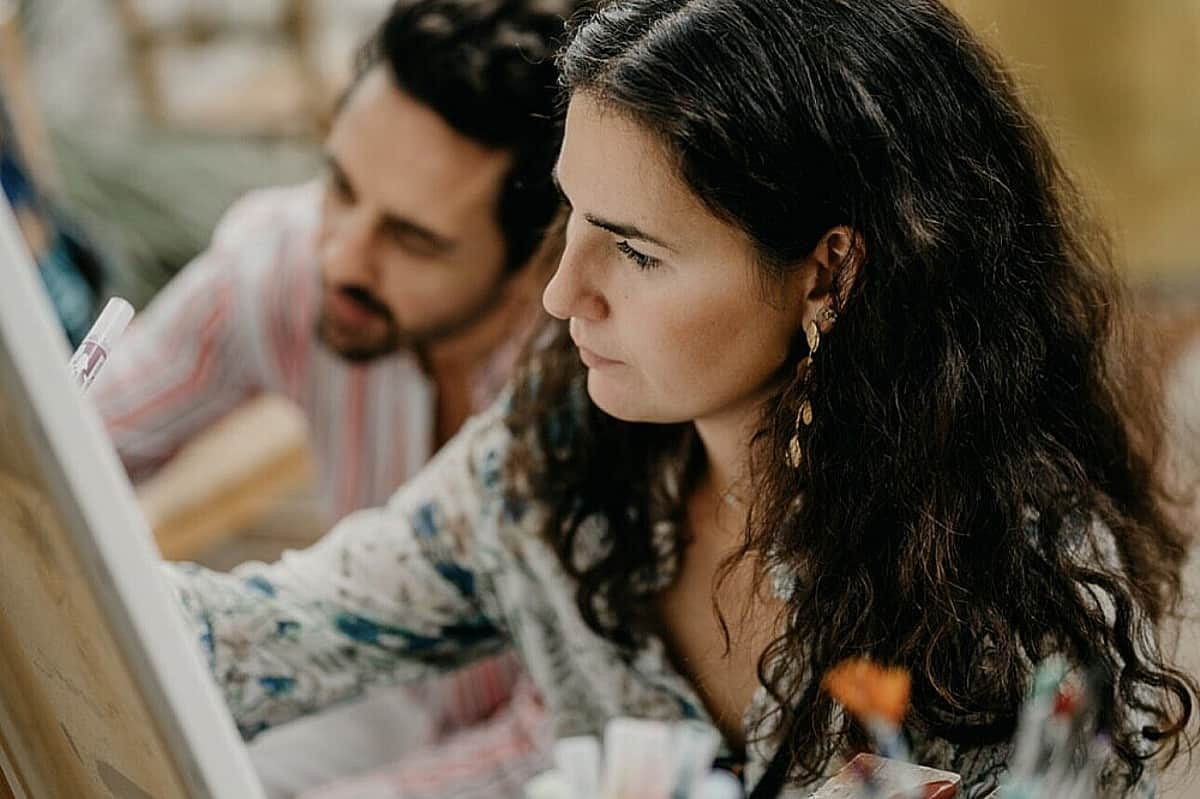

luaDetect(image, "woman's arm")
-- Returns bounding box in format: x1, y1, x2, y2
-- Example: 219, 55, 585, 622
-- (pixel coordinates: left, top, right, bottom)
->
163, 406, 514, 739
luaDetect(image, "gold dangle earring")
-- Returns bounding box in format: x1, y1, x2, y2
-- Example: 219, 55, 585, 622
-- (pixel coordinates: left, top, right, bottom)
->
787, 307, 835, 469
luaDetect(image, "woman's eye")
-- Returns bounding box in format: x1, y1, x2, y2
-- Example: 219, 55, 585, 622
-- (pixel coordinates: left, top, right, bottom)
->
615, 240, 660, 271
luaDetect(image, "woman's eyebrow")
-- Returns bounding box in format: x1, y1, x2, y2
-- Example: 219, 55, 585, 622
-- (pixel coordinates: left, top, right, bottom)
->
582, 214, 678, 253
552, 167, 678, 253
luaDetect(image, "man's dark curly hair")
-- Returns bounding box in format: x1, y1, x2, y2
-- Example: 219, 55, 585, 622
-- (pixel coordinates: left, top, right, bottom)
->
353, 0, 580, 271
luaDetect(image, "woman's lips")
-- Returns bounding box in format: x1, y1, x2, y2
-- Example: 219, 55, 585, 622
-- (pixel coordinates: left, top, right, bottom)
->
576, 344, 621, 368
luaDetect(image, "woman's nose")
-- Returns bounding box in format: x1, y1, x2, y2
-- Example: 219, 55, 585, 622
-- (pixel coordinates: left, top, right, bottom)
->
543, 234, 608, 321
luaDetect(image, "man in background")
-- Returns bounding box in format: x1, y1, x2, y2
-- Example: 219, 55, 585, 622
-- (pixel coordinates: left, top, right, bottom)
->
93, 1, 572, 796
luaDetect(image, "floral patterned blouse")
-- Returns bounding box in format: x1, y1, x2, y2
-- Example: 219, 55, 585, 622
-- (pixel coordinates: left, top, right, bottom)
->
165, 394, 1155, 798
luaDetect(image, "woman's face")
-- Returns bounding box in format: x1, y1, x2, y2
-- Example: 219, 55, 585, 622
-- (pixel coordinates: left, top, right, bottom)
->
544, 94, 814, 425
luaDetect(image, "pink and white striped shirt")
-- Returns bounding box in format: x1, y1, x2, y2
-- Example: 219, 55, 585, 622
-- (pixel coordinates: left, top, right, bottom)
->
93, 181, 548, 799
95, 180, 521, 521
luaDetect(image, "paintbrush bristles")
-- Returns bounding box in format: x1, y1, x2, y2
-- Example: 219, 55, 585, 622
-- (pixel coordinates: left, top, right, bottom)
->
822, 658, 912, 727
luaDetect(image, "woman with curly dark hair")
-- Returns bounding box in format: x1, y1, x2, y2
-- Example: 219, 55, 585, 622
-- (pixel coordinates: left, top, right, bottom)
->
169, 1, 1196, 796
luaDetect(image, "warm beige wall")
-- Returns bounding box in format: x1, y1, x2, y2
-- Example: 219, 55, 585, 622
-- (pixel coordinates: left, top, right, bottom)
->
948, 0, 1200, 281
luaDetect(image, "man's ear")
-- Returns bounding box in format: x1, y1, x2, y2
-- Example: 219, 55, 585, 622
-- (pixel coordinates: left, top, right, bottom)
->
807, 225, 862, 312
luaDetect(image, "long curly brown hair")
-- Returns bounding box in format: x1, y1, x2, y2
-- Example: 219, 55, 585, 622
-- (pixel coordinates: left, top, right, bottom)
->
505, 0, 1196, 790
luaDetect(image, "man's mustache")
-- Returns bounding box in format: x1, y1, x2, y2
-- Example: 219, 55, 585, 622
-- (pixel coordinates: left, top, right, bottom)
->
337, 286, 394, 321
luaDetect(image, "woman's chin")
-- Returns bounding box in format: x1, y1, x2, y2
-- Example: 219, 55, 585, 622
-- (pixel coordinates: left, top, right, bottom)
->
585, 373, 639, 421
585, 374, 679, 424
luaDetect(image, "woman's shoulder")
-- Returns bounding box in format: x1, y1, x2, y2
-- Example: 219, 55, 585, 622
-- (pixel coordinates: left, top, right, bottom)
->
420, 379, 584, 533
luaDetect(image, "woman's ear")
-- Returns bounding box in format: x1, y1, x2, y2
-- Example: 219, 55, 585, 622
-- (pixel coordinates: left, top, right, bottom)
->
807, 225, 862, 319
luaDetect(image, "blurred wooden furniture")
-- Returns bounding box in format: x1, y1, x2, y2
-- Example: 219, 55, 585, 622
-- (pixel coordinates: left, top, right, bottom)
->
136, 395, 316, 561
108, 0, 327, 134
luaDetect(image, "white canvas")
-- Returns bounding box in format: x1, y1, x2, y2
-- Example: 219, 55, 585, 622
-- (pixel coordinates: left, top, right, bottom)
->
0, 193, 266, 799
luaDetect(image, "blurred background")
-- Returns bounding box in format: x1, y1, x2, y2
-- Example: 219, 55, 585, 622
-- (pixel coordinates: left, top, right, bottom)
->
4, 0, 391, 310
1, 0, 1197, 795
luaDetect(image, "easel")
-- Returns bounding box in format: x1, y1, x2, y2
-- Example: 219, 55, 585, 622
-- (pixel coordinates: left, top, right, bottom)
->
0, 164, 266, 799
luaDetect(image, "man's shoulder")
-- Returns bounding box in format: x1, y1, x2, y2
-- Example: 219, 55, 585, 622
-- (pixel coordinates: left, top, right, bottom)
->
210, 181, 322, 254
196, 181, 324, 379
199, 181, 322, 311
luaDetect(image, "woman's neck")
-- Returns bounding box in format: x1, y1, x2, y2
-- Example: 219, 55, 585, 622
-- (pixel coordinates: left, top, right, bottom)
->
659, 398, 782, 749
690, 395, 763, 523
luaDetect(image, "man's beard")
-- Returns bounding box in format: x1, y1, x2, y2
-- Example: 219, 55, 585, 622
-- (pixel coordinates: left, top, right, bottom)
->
316, 280, 510, 364
316, 285, 405, 362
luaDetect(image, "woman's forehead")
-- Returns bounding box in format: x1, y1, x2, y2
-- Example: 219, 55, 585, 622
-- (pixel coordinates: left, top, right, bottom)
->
558, 95, 720, 239
561, 97, 675, 189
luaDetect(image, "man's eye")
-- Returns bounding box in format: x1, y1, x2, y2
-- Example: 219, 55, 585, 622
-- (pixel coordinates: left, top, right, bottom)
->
384, 224, 442, 258
328, 174, 354, 202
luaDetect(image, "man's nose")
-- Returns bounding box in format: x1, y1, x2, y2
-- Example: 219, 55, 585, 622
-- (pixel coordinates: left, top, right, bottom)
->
322, 208, 377, 285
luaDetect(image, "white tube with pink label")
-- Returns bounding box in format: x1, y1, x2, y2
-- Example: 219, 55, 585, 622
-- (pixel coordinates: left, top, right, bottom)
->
68, 297, 134, 390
